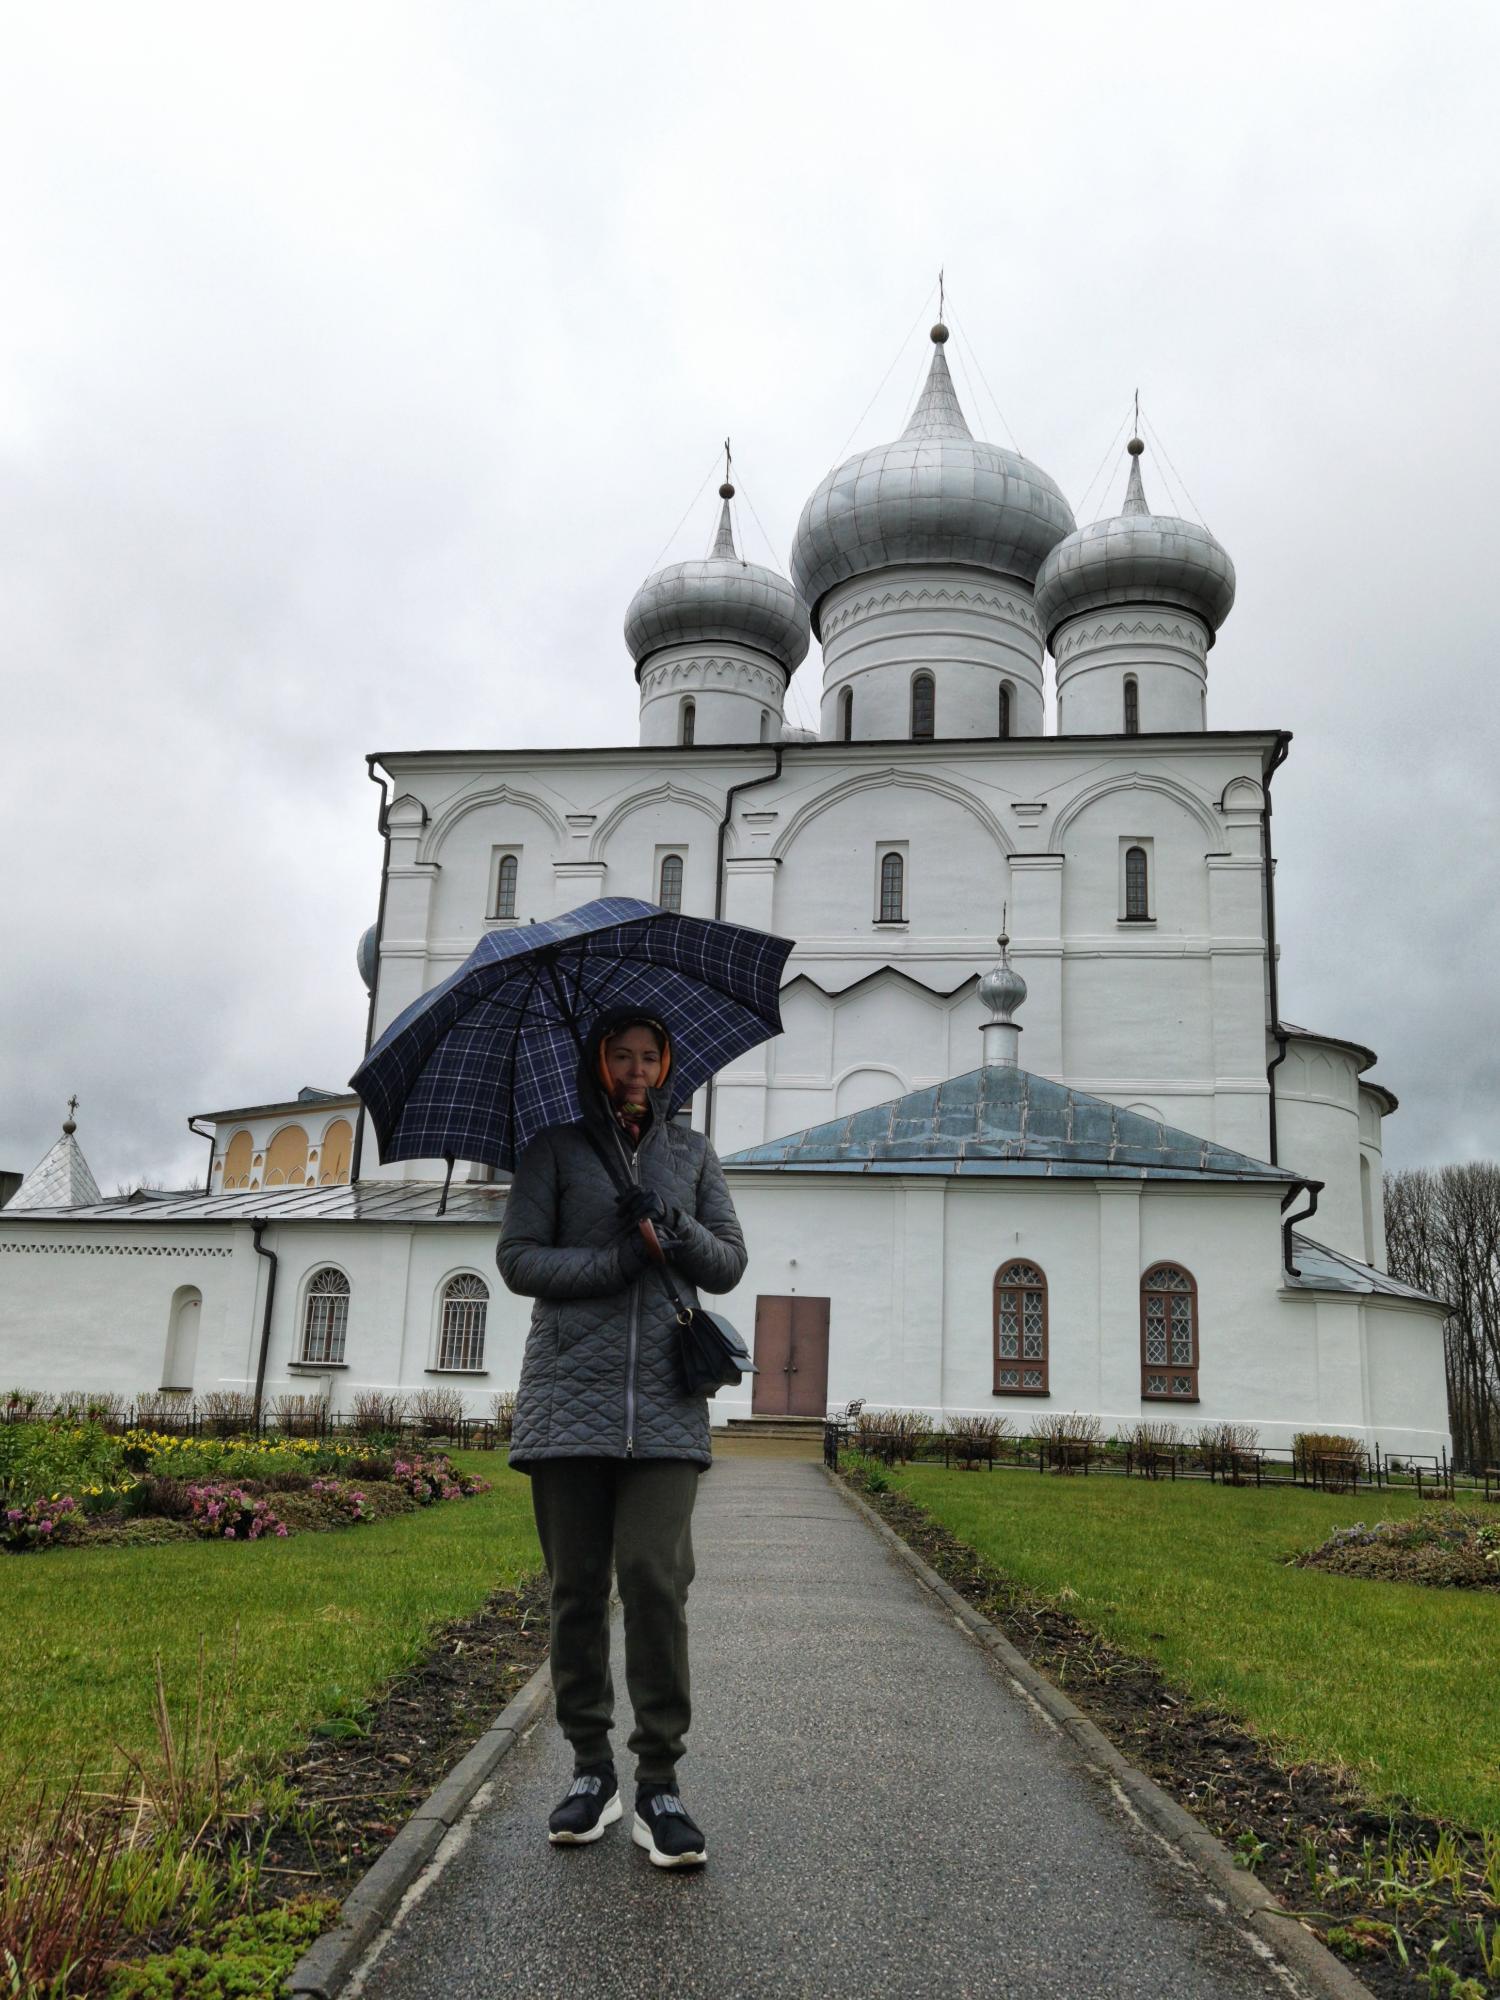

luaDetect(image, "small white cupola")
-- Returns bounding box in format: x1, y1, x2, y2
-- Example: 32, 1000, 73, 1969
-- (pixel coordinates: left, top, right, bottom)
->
627, 451, 809, 748
1034, 433, 1236, 735
790, 319, 1075, 743
978, 925, 1026, 1069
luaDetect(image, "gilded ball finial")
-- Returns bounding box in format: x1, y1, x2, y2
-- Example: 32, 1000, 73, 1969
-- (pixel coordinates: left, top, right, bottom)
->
1127, 436, 1145, 456
930, 321, 949, 344
718, 481, 735, 499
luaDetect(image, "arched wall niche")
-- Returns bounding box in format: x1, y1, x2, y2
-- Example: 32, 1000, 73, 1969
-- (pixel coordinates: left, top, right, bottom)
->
319, 1119, 353, 1185
221, 1131, 253, 1189
263, 1125, 310, 1187
834, 1065, 907, 1116
418, 782, 567, 865
589, 783, 723, 913
162, 1285, 202, 1390
1057, 783, 1214, 935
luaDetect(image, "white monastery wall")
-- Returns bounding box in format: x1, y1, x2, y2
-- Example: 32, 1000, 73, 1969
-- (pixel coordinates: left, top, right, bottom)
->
1273, 1040, 1367, 1262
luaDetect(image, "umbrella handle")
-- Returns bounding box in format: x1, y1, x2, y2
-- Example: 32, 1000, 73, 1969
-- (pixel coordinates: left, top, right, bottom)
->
639, 1217, 667, 1264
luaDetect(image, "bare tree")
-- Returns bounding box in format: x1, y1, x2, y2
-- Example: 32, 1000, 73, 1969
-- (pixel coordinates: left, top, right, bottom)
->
1385, 1163, 1500, 1471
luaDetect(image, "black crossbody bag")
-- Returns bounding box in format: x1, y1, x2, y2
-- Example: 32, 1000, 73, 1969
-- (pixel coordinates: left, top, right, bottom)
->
581, 1125, 756, 1399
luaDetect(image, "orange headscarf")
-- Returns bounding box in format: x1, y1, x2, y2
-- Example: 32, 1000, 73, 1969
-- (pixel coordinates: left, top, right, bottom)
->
597, 1018, 672, 1098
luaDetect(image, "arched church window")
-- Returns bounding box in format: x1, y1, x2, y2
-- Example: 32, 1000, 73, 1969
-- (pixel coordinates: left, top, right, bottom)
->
658, 853, 684, 913
878, 851, 904, 923
994, 1261, 1048, 1394
438, 1273, 488, 1371
680, 699, 696, 747
1124, 846, 1150, 920
1141, 1264, 1198, 1400
839, 687, 853, 741
302, 1267, 350, 1366
494, 853, 518, 919
1124, 676, 1139, 735
998, 683, 1012, 739
759, 709, 770, 743
911, 673, 935, 740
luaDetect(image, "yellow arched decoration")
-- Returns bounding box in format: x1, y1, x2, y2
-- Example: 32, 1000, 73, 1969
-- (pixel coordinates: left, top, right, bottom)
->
264, 1125, 309, 1187
319, 1119, 353, 1186
222, 1131, 253, 1189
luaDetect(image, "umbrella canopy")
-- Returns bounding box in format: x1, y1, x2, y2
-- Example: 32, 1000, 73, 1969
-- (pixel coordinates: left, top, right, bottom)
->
350, 899, 793, 1173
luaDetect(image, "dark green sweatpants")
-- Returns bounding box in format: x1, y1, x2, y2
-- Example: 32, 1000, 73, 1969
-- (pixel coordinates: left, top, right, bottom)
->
530, 1457, 699, 1788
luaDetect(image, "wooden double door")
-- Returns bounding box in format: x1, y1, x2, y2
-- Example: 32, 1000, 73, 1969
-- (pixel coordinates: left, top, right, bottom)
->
751, 1295, 830, 1417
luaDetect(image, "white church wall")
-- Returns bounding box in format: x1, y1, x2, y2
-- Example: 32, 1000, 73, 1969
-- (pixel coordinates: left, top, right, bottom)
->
1274, 1040, 1366, 1260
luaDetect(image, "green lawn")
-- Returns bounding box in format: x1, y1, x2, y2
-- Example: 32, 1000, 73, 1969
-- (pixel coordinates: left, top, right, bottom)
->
0, 1452, 541, 1796
890, 1464, 1500, 1830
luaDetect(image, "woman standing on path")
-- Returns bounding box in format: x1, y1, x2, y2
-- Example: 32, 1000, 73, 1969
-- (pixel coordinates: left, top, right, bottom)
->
496, 1006, 747, 1870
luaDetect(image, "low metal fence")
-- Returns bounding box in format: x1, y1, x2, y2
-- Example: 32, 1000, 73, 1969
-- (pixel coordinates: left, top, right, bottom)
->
826, 1422, 1476, 1498
1, 1403, 507, 1453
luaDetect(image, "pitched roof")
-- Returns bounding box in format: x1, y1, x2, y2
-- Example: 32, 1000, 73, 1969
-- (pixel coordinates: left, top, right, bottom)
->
1, 1181, 506, 1225
1286, 1234, 1447, 1308
8, 1129, 103, 1211
724, 1064, 1306, 1184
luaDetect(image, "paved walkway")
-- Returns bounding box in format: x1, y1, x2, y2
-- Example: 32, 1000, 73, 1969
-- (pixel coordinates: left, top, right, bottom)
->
355, 1459, 1290, 1999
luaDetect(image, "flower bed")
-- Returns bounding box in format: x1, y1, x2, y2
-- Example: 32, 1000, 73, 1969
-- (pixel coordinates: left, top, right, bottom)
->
1294, 1507, 1500, 1590
0, 1419, 492, 1555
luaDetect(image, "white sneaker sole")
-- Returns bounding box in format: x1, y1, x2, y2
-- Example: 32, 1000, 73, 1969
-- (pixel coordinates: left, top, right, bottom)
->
632, 1811, 707, 1869
548, 1790, 622, 1844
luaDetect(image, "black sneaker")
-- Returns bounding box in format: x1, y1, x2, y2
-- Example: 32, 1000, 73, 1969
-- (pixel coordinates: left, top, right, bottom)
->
547, 1767, 621, 1844
632, 1788, 707, 1869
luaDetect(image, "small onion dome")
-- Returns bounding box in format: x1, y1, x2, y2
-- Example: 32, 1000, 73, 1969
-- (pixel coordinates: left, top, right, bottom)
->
357, 923, 378, 994
1032, 438, 1236, 652
790, 328, 1075, 636
625, 488, 810, 677
978, 932, 1026, 1021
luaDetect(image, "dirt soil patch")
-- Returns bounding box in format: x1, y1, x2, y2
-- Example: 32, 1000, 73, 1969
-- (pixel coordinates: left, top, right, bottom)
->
1294, 1508, 1500, 1594
843, 1469, 1499, 2000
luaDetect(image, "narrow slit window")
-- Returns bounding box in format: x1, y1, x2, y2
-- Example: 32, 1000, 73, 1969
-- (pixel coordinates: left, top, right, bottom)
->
1141, 1265, 1199, 1400
302, 1268, 350, 1366
1125, 845, 1150, 920
494, 853, 518, 919
879, 851, 904, 922
998, 683, 1012, 738
680, 698, 695, 746
911, 673, 935, 740
1124, 677, 1139, 735
839, 687, 853, 741
658, 853, 684, 913
438, 1274, 488, 1371
994, 1261, 1048, 1394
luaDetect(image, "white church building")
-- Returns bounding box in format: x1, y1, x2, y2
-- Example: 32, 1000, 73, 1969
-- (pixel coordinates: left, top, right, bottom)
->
0, 323, 1450, 1454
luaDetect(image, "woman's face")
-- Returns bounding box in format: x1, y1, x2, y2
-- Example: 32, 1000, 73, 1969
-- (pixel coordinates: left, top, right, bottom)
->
604, 1026, 664, 1101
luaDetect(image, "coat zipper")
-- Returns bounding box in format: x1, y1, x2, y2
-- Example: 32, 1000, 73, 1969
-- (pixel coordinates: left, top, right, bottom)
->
624, 1140, 642, 1457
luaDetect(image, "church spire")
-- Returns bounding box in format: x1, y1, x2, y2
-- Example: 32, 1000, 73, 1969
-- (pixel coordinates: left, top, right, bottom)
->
710, 439, 738, 559
1122, 434, 1150, 516
901, 322, 973, 442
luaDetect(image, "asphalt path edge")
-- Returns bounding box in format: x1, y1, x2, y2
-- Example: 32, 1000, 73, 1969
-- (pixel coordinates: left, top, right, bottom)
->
286, 1653, 554, 2000
826, 1466, 1377, 2000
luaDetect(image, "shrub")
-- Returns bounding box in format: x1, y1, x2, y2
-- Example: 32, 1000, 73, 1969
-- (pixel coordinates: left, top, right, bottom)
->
411, 1387, 465, 1438
1128, 1420, 1182, 1452
1032, 1411, 1102, 1472
131, 1391, 194, 1431
490, 1391, 517, 1441
350, 1390, 407, 1436
1192, 1420, 1260, 1471
946, 1414, 1013, 1467
1293, 1430, 1366, 1469
852, 1408, 935, 1463
269, 1393, 325, 1438
197, 1391, 254, 1437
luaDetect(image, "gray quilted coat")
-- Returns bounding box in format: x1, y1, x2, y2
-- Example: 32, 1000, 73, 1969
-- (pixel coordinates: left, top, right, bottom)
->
497, 1097, 747, 1470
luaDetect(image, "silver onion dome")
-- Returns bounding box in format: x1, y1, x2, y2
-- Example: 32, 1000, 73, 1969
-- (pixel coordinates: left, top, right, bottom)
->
978, 931, 1027, 1021
625, 485, 810, 677
357, 923, 378, 994
789, 326, 1076, 635
1032, 438, 1236, 651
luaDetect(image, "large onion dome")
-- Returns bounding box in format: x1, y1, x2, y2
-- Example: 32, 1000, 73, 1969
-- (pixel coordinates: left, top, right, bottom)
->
625, 486, 809, 677
789, 327, 1076, 635
1033, 438, 1236, 650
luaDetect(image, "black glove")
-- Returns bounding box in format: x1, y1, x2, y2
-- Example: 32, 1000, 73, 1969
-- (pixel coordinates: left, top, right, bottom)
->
616, 1186, 666, 1227
616, 1228, 653, 1277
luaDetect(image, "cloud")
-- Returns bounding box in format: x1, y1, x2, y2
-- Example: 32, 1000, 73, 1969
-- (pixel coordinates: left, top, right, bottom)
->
2, 0, 1496, 1189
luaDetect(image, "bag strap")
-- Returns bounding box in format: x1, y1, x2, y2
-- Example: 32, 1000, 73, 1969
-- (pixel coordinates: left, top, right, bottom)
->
579, 1122, 696, 1326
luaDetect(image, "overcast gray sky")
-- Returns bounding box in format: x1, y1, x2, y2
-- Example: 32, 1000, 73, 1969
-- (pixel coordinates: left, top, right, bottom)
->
3, 0, 1496, 1190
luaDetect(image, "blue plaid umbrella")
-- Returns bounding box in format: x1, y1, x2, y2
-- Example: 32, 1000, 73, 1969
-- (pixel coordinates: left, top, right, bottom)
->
350, 898, 793, 1186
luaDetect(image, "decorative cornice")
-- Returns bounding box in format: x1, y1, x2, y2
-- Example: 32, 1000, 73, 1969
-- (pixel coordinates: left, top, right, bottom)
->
819, 582, 1039, 643
0, 1240, 234, 1257
640, 656, 785, 700
1055, 616, 1207, 663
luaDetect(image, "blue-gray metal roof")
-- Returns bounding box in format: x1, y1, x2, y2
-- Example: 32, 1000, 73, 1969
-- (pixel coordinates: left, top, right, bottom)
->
2, 1182, 508, 1225
1286, 1234, 1447, 1308
724, 1065, 1305, 1184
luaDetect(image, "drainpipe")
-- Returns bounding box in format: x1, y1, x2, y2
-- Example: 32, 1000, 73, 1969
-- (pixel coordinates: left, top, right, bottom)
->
704, 744, 785, 1142
188, 1117, 216, 1192
1258, 732, 1292, 1164
350, 756, 393, 1184
250, 1221, 278, 1427
1281, 1179, 1321, 1278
